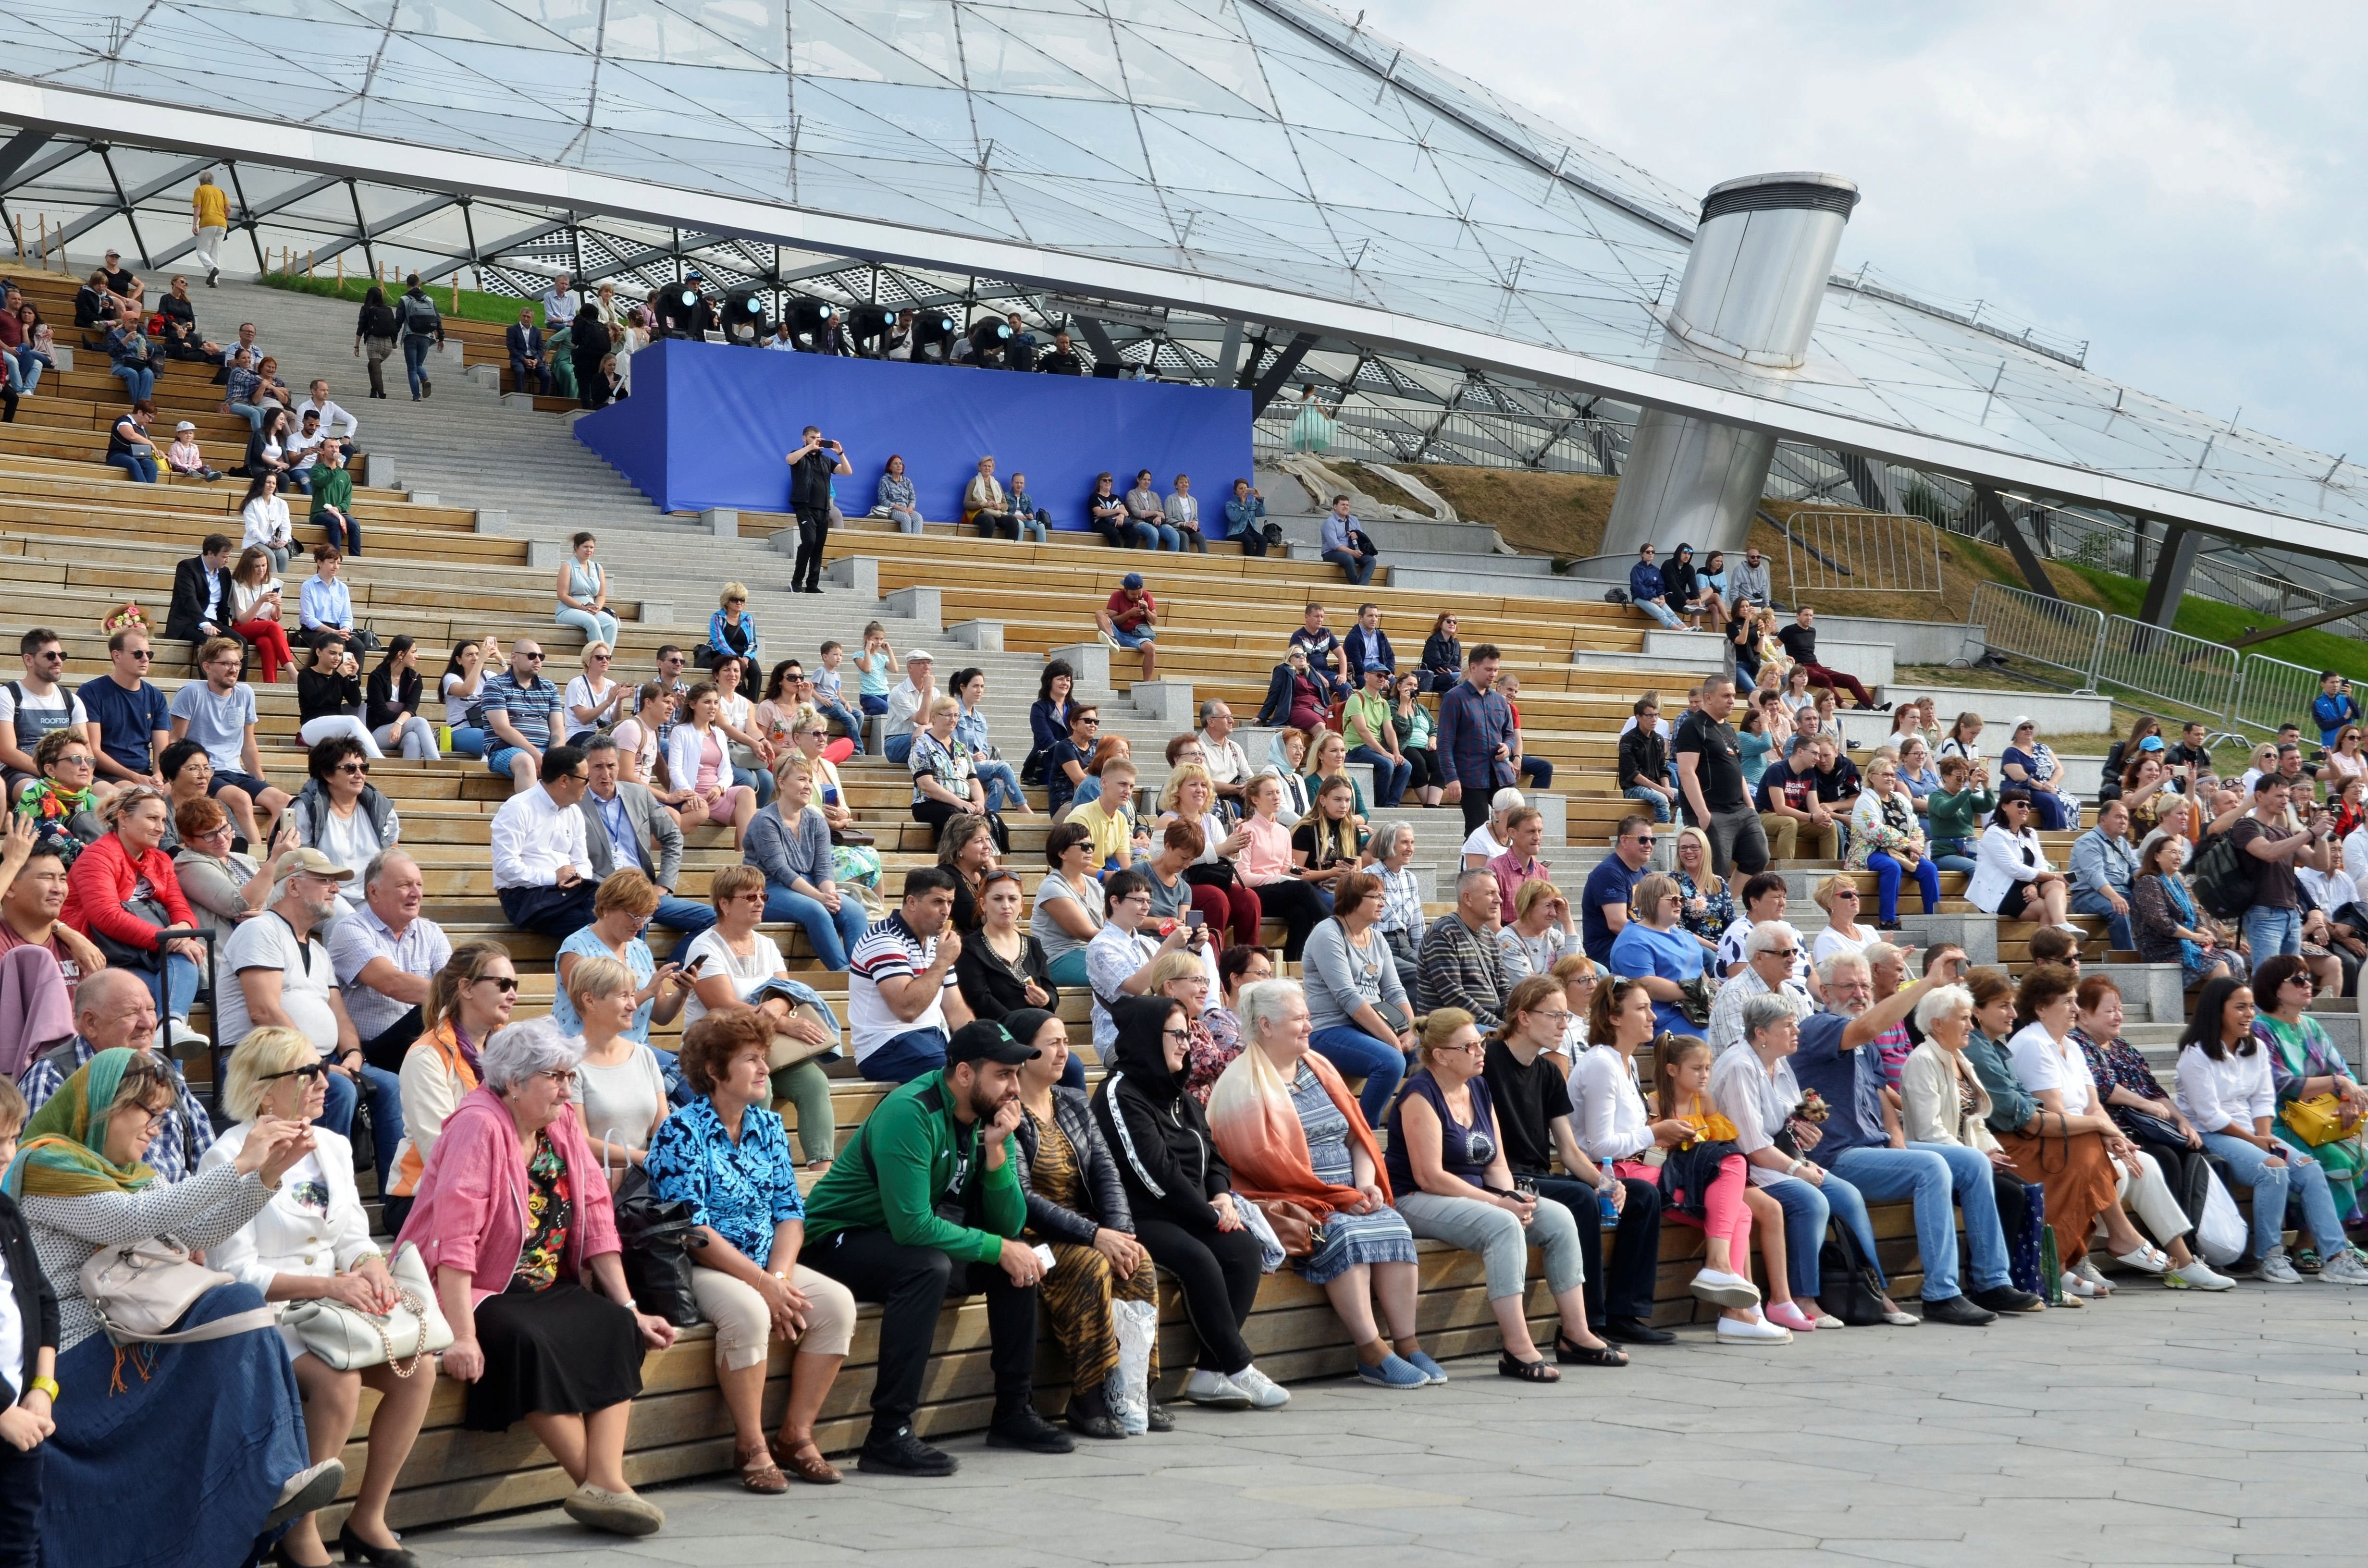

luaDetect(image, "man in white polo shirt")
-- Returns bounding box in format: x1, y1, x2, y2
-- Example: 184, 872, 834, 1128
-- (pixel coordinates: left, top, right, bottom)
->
848, 867, 974, 1085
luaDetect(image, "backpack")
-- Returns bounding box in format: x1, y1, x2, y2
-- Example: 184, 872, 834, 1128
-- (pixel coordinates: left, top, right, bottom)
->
400, 293, 443, 338
2189, 829, 2257, 919
1816, 1221, 1892, 1327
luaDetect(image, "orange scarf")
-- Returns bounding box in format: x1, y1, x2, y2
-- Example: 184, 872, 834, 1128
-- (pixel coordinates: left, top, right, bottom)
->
1206, 1044, 1391, 1215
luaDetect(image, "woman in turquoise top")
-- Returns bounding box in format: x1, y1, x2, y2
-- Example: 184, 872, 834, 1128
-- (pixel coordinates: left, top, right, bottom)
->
555, 530, 620, 648
1737, 703, 1774, 790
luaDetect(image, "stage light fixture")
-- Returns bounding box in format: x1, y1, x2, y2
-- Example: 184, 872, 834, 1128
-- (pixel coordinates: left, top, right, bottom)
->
911, 310, 960, 362
846, 305, 897, 354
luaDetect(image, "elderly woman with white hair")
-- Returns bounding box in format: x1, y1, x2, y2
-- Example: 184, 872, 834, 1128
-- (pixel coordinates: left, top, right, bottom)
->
1901, 980, 2041, 1290
398, 1020, 680, 1538
1362, 820, 1426, 970
203, 1026, 438, 1568
1460, 785, 1526, 870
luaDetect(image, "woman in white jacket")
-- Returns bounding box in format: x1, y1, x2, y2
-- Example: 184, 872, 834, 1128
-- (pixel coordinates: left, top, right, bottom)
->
665, 680, 757, 848
2173, 975, 2364, 1285
200, 1026, 437, 1567
1965, 789, 2078, 932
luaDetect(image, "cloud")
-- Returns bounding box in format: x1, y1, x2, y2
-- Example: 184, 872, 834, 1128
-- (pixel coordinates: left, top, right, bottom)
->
1355, 0, 2368, 457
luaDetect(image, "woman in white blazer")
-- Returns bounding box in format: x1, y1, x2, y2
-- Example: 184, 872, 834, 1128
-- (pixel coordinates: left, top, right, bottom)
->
1965, 788, 2078, 932
200, 1027, 438, 1568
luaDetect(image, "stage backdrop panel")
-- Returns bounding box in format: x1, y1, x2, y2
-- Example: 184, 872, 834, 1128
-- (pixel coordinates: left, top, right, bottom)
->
575, 340, 1254, 534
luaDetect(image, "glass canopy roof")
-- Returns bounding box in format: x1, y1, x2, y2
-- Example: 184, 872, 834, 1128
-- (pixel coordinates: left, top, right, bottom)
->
1, 0, 2360, 542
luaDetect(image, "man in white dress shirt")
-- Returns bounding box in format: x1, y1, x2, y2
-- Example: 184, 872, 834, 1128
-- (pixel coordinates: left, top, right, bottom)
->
491, 742, 596, 937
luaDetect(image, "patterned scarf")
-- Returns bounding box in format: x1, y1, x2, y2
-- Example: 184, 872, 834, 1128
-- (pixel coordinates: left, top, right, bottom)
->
1205, 1042, 1391, 1216
2, 1047, 158, 1198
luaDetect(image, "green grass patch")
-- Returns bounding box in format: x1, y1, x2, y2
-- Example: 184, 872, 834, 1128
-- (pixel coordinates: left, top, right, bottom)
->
2054, 563, 2368, 684
258, 271, 526, 327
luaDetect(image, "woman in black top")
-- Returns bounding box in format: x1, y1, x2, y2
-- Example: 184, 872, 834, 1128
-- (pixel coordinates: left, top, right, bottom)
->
354, 285, 399, 399
366, 635, 441, 760
572, 304, 613, 410
1418, 612, 1462, 693
1729, 602, 1760, 688
296, 636, 373, 747
1087, 472, 1127, 547
955, 868, 1064, 1011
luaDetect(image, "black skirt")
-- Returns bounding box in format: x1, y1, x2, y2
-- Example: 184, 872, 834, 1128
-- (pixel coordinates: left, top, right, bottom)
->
465, 1277, 645, 1431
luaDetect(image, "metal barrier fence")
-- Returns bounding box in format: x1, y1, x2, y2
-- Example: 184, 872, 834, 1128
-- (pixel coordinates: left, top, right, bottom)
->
1963, 581, 2104, 690
2230, 654, 2332, 747
1779, 509, 1946, 599
2092, 616, 2241, 727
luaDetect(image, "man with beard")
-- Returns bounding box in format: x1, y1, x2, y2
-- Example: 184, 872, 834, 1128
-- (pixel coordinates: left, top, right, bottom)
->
1790, 950, 2044, 1325
803, 1017, 1074, 1475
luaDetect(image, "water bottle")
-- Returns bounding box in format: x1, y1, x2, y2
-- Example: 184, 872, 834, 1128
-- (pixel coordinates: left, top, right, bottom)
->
1597, 1183, 1621, 1224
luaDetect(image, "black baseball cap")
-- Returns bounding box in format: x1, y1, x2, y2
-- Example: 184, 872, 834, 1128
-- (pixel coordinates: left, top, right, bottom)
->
947, 1019, 1039, 1066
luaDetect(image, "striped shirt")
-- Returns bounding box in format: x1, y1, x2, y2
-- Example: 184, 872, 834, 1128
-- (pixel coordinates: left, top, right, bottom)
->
849, 912, 955, 1062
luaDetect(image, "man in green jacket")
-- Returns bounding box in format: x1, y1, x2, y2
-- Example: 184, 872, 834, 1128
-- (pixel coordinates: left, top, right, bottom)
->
804, 1018, 1075, 1474
308, 441, 361, 557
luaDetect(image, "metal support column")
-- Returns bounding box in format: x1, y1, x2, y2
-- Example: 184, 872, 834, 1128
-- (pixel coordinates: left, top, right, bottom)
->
1248, 331, 1319, 417
2138, 524, 2201, 629
1975, 486, 2059, 600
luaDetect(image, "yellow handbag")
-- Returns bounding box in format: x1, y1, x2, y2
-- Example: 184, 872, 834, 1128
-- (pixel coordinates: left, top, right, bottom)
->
2282, 1093, 2358, 1148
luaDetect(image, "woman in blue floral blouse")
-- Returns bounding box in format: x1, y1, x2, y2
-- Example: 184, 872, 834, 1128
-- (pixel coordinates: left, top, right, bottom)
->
645, 1011, 856, 1491
1671, 827, 1734, 951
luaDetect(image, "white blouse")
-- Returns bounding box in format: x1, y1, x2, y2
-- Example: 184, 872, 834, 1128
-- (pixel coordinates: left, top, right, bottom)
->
1566, 1044, 1652, 1164
199, 1120, 377, 1354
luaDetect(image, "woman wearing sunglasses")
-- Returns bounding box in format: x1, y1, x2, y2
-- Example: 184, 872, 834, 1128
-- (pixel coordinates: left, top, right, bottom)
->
381, 941, 517, 1235
286, 733, 399, 896
1967, 788, 2080, 934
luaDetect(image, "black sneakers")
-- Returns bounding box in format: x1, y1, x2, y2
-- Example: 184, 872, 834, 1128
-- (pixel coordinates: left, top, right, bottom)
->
1603, 1315, 1677, 1346
1970, 1285, 2047, 1314
1921, 1294, 1998, 1326
986, 1405, 1078, 1454
858, 1425, 958, 1477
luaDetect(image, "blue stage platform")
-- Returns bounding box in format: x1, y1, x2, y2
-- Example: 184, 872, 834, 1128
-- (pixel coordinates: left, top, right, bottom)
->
574, 339, 1254, 533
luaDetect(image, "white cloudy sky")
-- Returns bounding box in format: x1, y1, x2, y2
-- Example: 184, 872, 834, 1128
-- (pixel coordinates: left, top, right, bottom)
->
1357, 0, 2368, 460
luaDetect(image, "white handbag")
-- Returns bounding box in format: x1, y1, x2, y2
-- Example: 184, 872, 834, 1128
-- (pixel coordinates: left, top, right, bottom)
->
79, 1236, 279, 1346
281, 1240, 454, 1376
2195, 1168, 2248, 1268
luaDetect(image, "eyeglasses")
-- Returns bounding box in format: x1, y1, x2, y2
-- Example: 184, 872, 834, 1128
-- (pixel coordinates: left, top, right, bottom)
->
1530, 1008, 1571, 1025
122, 1100, 173, 1128
53, 754, 90, 768
258, 1061, 331, 1086
472, 976, 520, 992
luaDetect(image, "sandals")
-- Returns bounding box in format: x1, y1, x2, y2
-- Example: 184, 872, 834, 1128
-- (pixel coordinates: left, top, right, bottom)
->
1553, 1333, 1628, 1368
1498, 1352, 1561, 1383
736, 1442, 790, 1494
768, 1435, 843, 1485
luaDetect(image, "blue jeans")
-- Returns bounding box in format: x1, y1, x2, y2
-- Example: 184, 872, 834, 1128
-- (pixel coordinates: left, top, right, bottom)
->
1869, 851, 1942, 924
145, 953, 202, 1022
883, 733, 913, 765
1637, 597, 1684, 629
861, 1028, 949, 1084
1348, 746, 1411, 808
1827, 1142, 2010, 1300
448, 723, 487, 758
816, 698, 865, 754
1308, 1024, 1406, 1128
766, 885, 869, 970
860, 693, 889, 716
1110, 519, 1159, 549
2071, 889, 2133, 950
320, 1061, 406, 1195
1764, 1172, 1888, 1294
654, 895, 717, 938
111, 363, 155, 402
2242, 904, 2302, 961
1322, 548, 1377, 587
402, 334, 433, 395
734, 764, 776, 809
2204, 1130, 2346, 1258
106, 453, 159, 483
1018, 518, 1049, 543
1108, 625, 1155, 651
229, 400, 265, 431
1623, 784, 1673, 822
1520, 756, 1554, 789
975, 759, 1024, 813
1934, 853, 1975, 875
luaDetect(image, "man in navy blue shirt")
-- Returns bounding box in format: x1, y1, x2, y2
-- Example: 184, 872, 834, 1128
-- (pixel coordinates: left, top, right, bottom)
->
1579, 814, 1654, 964
78, 627, 172, 788
1790, 950, 2043, 1325
1628, 543, 1683, 629
2313, 671, 2360, 748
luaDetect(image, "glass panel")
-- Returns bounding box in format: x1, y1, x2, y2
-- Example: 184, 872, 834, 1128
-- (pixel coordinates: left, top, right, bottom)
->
958, 6, 1123, 99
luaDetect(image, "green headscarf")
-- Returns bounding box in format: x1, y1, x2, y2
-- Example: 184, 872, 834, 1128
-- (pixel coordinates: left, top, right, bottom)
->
1, 1047, 160, 1199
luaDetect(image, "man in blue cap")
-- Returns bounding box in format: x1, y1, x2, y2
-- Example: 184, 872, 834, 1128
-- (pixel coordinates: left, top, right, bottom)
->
1097, 572, 1158, 679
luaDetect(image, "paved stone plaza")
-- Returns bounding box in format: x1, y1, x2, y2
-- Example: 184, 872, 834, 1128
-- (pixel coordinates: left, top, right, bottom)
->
405, 1287, 2368, 1567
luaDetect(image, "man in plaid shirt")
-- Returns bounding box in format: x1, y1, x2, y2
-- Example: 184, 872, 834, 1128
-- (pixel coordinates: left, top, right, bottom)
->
1417, 868, 1509, 1030
20, 970, 215, 1180
1435, 642, 1517, 833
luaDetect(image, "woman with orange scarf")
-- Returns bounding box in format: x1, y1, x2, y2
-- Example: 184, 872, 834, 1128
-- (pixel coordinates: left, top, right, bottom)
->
1205, 977, 1441, 1389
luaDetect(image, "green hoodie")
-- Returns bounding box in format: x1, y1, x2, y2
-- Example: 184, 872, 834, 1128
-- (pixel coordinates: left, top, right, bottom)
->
802, 1068, 1024, 1263
1926, 784, 1997, 846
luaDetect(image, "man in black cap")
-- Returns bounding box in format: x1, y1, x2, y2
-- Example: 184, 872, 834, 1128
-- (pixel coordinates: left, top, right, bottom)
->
802, 1017, 1075, 1474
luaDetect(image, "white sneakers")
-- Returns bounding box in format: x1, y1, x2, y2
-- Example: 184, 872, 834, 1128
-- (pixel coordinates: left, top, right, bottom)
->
1230, 1365, 1291, 1409
2252, 1247, 2304, 1284
1181, 1369, 1252, 1408
1688, 1268, 1762, 1310
2318, 1250, 2368, 1286
161, 1020, 211, 1060
2161, 1257, 2235, 1291
1183, 1366, 1288, 1408
1714, 1313, 1791, 1344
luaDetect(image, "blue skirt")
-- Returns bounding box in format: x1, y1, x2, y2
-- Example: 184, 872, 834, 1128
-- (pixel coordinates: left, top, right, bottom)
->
42, 1282, 311, 1568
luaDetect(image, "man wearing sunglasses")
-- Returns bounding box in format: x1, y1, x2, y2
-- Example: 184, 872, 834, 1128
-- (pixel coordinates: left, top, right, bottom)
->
215, 847, 402, 1191
20, 968, 217, 1179
481, 638, 563, 795
1705, 920, 1814, 1057
0, 629, 89, 807
78, 627, 172, 791
1580, 814, 1657, 965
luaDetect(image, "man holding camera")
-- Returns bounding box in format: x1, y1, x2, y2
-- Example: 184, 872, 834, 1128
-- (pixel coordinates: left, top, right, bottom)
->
786, 426, 852, 596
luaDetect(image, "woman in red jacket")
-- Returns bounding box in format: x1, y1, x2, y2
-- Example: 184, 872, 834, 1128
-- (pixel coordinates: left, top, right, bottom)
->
61, 785, 208, 1049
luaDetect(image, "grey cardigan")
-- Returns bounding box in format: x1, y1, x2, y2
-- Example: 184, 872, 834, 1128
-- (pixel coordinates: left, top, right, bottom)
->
1301, 917, 1408, 1033
1012, 1086, 1133, 1245
743, 803, 834, 892
575, 779, 686, 889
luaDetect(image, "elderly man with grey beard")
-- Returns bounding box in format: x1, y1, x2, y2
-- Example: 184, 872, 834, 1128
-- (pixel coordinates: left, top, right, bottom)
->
329, 846, 452, 1073
1705, 920, 1812, 1057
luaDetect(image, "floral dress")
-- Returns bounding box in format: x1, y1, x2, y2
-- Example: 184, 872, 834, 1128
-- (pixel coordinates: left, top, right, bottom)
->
1187, 1007, 1244, 1105
1289, 1061, 1416, 1284
513, 1131, 573, 1291
1674, 870, 1734, 945
1846, 788, 1926, 870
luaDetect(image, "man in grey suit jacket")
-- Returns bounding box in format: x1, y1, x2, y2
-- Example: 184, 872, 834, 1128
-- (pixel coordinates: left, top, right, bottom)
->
576, 735, 717, 937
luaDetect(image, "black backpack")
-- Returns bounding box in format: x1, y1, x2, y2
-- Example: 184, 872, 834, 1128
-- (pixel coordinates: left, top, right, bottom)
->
1817, 1222, 1892, 1327
400, 292, 443, 338
2190, 830, 2257, 919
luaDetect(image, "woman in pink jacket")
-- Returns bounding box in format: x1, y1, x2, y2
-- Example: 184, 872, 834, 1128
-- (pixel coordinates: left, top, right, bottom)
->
398, 1018, 679, 1538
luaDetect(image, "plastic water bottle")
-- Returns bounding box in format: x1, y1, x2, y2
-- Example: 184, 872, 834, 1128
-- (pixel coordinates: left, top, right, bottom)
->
1597, 1184, 1621, 1224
